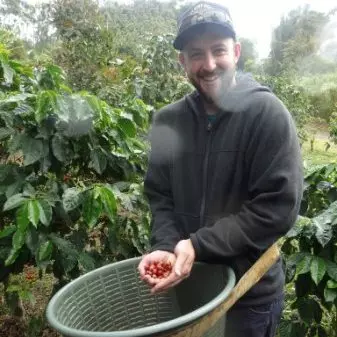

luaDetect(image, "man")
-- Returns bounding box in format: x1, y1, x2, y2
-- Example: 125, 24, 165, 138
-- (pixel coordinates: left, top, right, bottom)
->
138, 1, 303, 336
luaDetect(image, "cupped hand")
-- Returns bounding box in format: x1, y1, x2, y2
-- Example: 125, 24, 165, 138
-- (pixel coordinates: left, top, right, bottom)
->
150, 239, 195, 294
138, 250, 176, 287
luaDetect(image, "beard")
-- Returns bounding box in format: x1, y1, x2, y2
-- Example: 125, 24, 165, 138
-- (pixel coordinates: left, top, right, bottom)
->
188, 67, 236, 108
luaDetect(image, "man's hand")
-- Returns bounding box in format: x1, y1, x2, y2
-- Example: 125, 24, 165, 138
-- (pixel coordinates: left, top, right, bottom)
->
138, 250, 176, 287
150, 239, 195, 294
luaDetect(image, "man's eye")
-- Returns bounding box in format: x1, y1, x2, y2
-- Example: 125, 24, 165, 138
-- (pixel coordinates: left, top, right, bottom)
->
190, 52, 203, 59
214, 49, 226, 55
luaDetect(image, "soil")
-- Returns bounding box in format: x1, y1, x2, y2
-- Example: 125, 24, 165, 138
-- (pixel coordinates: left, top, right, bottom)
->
0, 316, 25, 337
0, 271, 61, 337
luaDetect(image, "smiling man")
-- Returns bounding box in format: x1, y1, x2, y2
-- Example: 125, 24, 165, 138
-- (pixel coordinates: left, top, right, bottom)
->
138, 2, 303, 336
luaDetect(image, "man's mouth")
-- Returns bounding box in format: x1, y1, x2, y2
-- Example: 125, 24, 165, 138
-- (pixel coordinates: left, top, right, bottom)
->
201, 75, 219, 82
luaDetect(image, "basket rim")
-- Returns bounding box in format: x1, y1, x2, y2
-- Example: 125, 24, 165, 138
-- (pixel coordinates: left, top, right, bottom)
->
46, 257, 236, 337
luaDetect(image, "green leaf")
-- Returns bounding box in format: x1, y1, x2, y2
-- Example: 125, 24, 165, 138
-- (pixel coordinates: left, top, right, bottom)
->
19, 290, 35, 305
6, 285, 21, 293
25, 227, 39, 255
286, 221, 303, 238
6, 180, 23, 199
324, 287, 337, 302
49, 234, 78, 273
51, 134, 68, 162
0, 164, 11, 182
37, 200, 52, 226
90, 149, 107, 175
12, 228, 27, 251
327, 280, 337, 288
38, 240, 53, 262
118, 117, 136, 138
295, 273, 313, 298
296, 253, 312, 275
23, 183, 35, 197
55, 96, 93, 137
3, 193, 26, 211
108, 225, 118, 253
0, 127, 13, 140
310, 256, 326, 285
316, 326, 328, 337
0, 225, 16, 239
99, 185, 116, 222
28, 200, 40, 228
326, 260, 337, 281
297, 297, 322, 325
278, 320, 292, 337
2, 62, 15, 84
14, 103, 34, 116
78, 252, 95, 271
16, 202, 29, 232
22, 137, 44, 166
313, 203, 336, 246
5, 248, 19, 266
82, 191, 102, 229
35, 90, 57, 123
4, 93, 34, 104
85, 95, 102, 115
62, 187, 82, 212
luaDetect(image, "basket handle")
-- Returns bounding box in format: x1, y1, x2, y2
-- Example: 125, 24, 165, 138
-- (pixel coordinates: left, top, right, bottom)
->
158, 242, 280, 337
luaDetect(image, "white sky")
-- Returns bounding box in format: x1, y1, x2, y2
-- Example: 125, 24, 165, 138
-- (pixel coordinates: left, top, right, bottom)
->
25, 0, 337, 58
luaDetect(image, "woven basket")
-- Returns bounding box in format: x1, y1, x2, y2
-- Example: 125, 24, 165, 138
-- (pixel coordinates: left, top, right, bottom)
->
46, 257, 235, 337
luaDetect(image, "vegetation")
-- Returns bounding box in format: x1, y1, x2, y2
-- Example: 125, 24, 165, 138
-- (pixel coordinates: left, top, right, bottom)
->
0, 0, 337, 336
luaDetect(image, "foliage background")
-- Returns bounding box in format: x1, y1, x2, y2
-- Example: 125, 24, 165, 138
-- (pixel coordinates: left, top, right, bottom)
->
0, 0, 337, 336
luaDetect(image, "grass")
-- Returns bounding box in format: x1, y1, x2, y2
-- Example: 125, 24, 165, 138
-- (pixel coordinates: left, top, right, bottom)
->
302, 137, 337, 166
302, 120, 337, 166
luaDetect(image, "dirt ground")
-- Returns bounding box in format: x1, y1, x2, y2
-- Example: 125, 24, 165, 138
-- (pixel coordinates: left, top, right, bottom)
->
0, 271, 61, 337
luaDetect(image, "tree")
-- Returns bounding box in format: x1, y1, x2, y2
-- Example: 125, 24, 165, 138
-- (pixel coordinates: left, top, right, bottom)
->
50, 0, 119, 93
269, 6, 328, 75
237, 37, 257, 71
101, 0, 178, 56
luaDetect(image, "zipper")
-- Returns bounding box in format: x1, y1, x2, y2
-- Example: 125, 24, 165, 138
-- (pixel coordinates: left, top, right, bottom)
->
199, 121, 213, 226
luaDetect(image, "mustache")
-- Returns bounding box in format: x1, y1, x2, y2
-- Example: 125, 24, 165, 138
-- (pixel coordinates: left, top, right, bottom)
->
197, 70, 224, 78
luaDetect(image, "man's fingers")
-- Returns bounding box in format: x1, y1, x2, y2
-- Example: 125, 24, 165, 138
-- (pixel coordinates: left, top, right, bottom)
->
151, 272, 179, 294
175, 253, 194, 277
174, 253, 188, 276
138, 255, 150, 278
151, 272, 190, 294
182, 256, 194, 276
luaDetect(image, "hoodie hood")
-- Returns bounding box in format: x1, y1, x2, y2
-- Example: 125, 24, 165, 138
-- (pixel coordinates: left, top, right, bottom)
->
186, 72, 271, 115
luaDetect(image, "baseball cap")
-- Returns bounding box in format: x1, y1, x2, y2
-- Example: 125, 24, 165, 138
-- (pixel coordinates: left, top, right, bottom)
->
173, 1, 236, 50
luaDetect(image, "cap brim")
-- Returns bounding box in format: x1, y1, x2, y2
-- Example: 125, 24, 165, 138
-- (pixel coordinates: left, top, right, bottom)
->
173, 22, 236, 50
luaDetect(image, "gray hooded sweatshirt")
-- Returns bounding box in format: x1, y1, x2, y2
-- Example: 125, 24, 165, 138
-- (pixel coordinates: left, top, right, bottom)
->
144, 73, 303, 306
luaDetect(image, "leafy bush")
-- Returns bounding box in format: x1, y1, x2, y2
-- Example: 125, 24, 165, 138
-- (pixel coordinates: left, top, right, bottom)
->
279, 164, 337, 337
0, 45, 151, 314
255, 74, 312, 144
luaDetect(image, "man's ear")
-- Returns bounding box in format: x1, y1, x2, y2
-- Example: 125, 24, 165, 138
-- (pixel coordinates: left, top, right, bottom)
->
179, 52, 186, 70
234, 41, 241, 64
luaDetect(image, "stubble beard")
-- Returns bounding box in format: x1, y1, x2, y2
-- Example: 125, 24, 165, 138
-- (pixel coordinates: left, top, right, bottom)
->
189, 67, 236, 108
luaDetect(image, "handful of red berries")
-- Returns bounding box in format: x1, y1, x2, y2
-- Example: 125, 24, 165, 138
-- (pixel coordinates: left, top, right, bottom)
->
144, 260, 172, 279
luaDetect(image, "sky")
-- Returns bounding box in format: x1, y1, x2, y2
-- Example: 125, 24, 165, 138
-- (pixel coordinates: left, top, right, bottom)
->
25, 0, 337, 58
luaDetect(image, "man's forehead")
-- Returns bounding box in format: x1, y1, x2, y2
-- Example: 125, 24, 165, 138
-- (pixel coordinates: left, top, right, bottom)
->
184, 32, 233, 50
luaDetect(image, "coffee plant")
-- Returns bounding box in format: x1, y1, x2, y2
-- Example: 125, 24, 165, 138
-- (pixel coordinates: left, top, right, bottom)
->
279, 164, 337, 337
0, 44, 152, 314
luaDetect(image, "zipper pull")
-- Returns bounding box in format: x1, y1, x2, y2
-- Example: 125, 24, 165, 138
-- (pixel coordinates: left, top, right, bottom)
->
207, 121, 212, 131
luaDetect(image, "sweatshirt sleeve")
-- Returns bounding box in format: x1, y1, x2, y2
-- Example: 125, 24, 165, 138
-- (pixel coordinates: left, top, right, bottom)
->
144, 110, 182, 253
190, 93, 304, 259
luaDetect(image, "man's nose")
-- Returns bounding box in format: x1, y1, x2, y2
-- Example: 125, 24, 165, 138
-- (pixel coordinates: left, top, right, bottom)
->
203, 52, 217, 72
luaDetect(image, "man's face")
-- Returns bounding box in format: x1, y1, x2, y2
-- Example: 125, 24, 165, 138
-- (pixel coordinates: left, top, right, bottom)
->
179, 31, 241, 106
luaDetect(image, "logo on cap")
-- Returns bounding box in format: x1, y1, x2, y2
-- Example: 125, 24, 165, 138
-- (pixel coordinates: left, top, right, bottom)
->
174, 1, 236, 50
